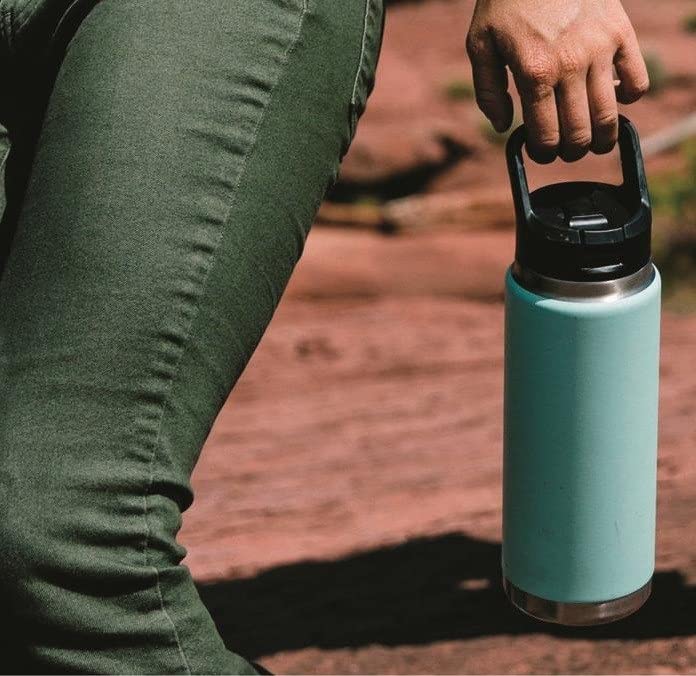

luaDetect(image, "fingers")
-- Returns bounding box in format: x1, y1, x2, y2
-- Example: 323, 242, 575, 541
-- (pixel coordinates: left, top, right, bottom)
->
515, 72, 559, 164
556, 73, 592, 162
513, 51, 627, 163
466, 31, 514, 133
614, 27, 650, 104
467, 4, 650, 163
587, 61, 619, 154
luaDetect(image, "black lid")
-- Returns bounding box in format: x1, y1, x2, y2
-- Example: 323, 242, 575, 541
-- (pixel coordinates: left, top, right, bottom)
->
506, 115, 652, 282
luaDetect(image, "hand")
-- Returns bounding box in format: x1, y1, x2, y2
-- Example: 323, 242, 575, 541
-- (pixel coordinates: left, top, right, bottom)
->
466, 0, 649, 163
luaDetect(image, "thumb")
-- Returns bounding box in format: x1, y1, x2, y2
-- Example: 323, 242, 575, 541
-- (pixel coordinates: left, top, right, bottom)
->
466, 30, 514, 132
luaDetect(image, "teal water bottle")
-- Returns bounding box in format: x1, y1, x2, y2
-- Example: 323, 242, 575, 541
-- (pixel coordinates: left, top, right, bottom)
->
502, 115, 661, 625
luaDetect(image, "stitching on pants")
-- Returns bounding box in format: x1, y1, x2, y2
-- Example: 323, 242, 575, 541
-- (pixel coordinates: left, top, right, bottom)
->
349, 0, 371, 133
139, 2, 309, 673
44, 0, 103, 70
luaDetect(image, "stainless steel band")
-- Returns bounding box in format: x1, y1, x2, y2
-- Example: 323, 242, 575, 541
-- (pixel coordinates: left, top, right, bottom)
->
511, 260, 656, 302
503, 576, 652, 626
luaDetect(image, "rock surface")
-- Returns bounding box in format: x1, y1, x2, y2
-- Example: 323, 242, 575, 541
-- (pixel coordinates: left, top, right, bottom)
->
181, 229, 696, 675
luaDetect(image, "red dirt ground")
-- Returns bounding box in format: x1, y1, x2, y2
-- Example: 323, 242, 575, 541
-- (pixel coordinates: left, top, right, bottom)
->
179, 1, 696, 673
183, 229, 696, 675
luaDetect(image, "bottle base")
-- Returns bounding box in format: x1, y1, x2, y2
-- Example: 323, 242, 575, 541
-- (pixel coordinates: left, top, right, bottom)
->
502, 576, 652, 626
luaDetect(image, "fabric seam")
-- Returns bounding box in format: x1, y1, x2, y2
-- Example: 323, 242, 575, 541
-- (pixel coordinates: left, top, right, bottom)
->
139, 2, 309, 673
349, 0, 372, 134
44, 0, 102, 70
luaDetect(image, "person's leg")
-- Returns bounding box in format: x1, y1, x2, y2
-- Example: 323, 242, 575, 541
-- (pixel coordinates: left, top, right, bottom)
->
0, 0, 384, 672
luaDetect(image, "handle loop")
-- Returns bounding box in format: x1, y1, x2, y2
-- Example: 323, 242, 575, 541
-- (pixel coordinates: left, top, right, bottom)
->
505, 114, 651, 235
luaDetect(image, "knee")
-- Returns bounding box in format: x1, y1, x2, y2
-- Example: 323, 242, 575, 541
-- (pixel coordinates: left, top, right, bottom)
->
0, 474, 183, 612
0, 487, 126, 603
0, 475, 207, 673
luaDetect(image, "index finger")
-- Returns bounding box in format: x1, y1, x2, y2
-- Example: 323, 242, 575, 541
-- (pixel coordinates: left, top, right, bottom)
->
614, 29, 650, 104
467, 31, 514, 132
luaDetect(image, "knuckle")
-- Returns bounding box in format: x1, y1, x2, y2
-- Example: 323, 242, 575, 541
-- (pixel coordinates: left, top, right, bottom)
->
592, 109, 619, 131
533, 132, 561, 150
607, 23, 627, 45
522, 80, 555, 105
613, 16, 635, 42
557, 50, 585, 78
601, 27, 622, 51
611, 27, 630, 47
518, 55, 557, 89
565, 130, 593, 148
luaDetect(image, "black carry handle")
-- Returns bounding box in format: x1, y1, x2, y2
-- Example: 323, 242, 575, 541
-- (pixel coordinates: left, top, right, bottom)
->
505, 114, 651, 239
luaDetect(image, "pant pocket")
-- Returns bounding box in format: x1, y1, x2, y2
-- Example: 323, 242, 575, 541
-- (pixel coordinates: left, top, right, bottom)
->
347, 0, 385, 143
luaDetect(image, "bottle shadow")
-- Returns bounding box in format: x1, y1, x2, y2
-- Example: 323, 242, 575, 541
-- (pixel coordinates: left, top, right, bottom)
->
196, 532, 695, 660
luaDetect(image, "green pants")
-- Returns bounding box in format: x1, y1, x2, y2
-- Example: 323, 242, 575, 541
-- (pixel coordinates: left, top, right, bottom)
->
0, 0, 384, 672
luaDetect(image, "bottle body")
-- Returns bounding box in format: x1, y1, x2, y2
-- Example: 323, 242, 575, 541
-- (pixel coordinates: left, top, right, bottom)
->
502, 264, 661, 620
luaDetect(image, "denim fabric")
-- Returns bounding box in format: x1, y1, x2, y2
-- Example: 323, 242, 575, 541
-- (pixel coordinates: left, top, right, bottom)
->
0, 0, 385, 673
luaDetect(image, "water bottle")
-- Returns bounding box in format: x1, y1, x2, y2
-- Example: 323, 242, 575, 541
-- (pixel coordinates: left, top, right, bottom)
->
502, 115, 661, 625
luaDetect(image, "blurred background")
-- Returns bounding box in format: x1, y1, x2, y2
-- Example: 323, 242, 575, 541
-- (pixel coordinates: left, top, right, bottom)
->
182, 1, 696, 673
